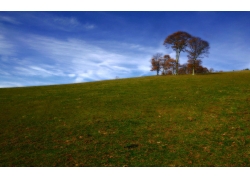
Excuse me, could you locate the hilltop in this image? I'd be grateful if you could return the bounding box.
[0,71,250,166]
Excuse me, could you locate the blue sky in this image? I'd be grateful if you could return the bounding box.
[0,11,250,88]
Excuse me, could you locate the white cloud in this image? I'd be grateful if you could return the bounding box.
[0,81,23,88]
[14,13,96,32]
[14,34,161,84]
[68,74,76,77]
[75,76,84,83]
[0,35,16,55]
[0,20,167,87]
[0,69,10,76]
[83,23,96,30]
[0,16,20,25]
[14,64,66,77]
[53,17,80,26]
[49,16,96,31]
[203,39,250,71]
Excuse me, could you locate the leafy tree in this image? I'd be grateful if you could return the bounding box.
[179,63,188,74]
[163,31,192,75]
[161,54,170,75]
[187,59,208,74]
[186,37,210,75]
[150,53,163,75]
[209,68,214,73]
[202,67,209,73]
[165,57,176,75]
[187,59,202,74]
[150,54,178,76]
[166,70,172,75]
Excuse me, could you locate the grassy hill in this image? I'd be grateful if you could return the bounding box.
[1,71,250,166]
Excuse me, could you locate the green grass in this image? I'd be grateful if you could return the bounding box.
[1,71,250,166]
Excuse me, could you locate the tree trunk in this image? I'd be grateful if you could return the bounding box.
[157,61,160,75]
[176,51,180,75]
[192,59,196,75]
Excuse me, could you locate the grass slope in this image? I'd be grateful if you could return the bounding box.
[1,71,250,166]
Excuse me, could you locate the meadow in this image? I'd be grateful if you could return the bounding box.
[0,71,250,166]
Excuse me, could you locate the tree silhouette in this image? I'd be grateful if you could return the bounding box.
[186,37,210,75]
[163,31,192,75]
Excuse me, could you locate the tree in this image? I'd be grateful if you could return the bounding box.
[163,31,192,75]
[165,58,176,74]
[186,59,208,74]
[187,59,202,74]
[179,63,188,74]
[209,68,214,73]
[161,54,170,75]
[150,54,177,76]
[150,53,163,75]
[186,37,210,75]
[202,67,209,73]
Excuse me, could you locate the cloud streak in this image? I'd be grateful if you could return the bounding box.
[5,34,158,86]
[51,16,96,31]
[0,16,20,25]
[0,35,16,56]
[1,12,250,88]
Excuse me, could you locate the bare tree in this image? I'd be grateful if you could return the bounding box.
[186,37,210,75]
[163,31,192,75]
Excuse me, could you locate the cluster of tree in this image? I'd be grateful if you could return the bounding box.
[150,53,210,75]
[151,31,210,75]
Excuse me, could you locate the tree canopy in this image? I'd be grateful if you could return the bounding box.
[150,53,163,76]
[186,37,210,75]
[163,31,192,75]
[151,31,211,76]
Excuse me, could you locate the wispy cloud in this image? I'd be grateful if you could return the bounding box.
[204,36,250,71]
[3,12,248,88]
[40,15,96,32]
[0,16,20,25]
[17,34,157,83]
[14,65,66,77]
[0,81,23,88]
[53,17,80,26]
[52,16,95,30]
[83,23,96,30]
[6,12,97,33]
[0,69,11,76]
[0,35,16,55]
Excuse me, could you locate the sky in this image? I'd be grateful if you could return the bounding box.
[1,11,250,88]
